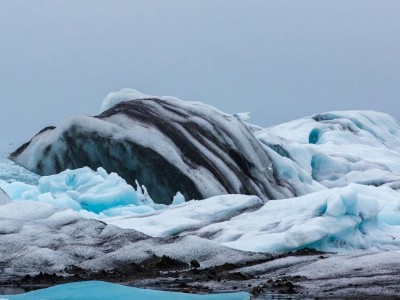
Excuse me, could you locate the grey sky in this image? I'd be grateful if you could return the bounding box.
[1,0,399,150]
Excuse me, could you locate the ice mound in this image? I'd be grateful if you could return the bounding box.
[11,92,295,204]
[197,184,400,253]
[0,167,165,215]
[3,281,250,300]
[257,111,400,190]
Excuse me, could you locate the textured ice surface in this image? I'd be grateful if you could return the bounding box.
[105,194,262,237]
[0,167,160,215]
[0,199,264,279]
[4,164,400,253]
[256,110,400,190]
[2,280,249,300]
[0,157,39,185]
[11,92,296,204]
[197,184,400,252]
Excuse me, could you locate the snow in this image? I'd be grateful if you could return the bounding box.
[2,281,249,300]
[99,88,152,113]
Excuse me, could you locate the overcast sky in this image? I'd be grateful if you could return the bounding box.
[1,0,399,150]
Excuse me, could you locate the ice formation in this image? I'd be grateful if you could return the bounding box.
[256,110,400,190]
[0,167,159,215]
[3,90,400,256]
[10,94,296,204]
[197,184,400,252]
[3,281,249,300]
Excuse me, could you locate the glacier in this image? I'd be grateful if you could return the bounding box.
[2,89,400,297]
[2,107,400,253]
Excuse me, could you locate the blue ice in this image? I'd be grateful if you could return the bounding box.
[2,281,249,300]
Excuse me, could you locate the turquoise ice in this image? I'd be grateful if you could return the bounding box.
[2,281,249,300]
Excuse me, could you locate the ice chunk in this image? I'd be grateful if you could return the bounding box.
[171,191,185,205]
[0,167,159,215]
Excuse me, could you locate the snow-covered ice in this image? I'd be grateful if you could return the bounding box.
[256,110,400,190]
[99,88,153,113]
[105,194,262,237]
[197,184,400,252]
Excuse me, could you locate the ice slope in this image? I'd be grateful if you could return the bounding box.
[0,198,266,280]
[10,90,296,204]
[197,184,400,253]
[2,281,249,300]
[256,111,400,190]
[105,194,262,237]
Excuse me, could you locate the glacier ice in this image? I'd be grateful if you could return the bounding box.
[0,157,39,185]
[4,91,400,256]
[256,110,400,190]
[2,281,249,300]
[10,93,296,204]
[0,166,160,215]
[105,194,262,237]
[197,184,400,252]
[3,163,400,253]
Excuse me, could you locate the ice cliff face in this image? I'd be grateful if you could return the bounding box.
[10,95,296,204]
